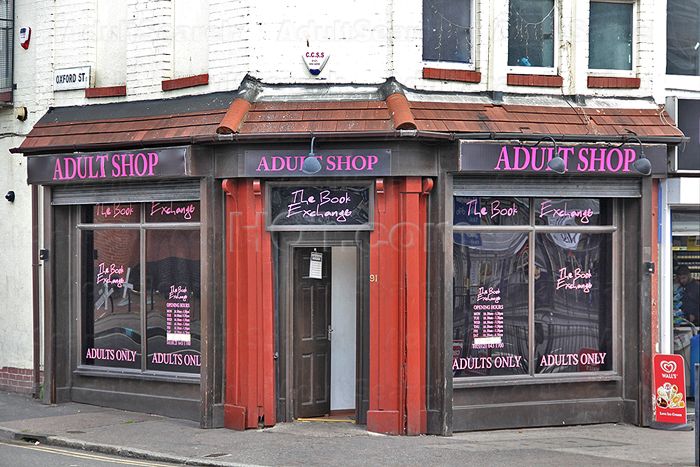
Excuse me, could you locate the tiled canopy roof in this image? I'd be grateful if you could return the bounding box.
[13,89,683,154]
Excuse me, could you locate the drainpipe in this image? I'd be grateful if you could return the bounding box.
[31,184,40,398]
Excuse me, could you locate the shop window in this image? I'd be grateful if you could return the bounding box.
[667,0,700,76]
[588,2,634,71]
[423,0,474,64]
[453,197,615,378]
[80,201,201,375]
[507,0,555,69]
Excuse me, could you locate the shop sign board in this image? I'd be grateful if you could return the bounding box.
[54,66,91,91]
[245,149,391,177]
[676,99,700,172]
[459,142,668,176]
[653,353,687,425]
[27,147,190,185]
[268,185,372,230]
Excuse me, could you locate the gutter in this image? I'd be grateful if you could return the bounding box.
[11,130,687,156]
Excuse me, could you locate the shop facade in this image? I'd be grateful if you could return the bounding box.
[18,87,686,435]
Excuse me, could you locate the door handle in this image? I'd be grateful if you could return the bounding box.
[327,325,333,341]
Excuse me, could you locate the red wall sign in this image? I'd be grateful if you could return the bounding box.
[653,354,687,425]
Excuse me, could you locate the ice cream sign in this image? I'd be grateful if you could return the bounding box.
[653,354,687,425]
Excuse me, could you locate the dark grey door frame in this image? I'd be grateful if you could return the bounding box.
[276,231,370,424]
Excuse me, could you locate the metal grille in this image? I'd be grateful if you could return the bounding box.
[52,180,201,205]
[0,1,12,91]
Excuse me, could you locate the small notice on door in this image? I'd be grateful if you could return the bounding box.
[309,252,323,279]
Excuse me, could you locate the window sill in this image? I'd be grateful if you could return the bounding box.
[453,372,621,389]
[423,67,481,83]
[85,85,127,99]
[162,73,209,91]
[0,89,12,104]
[75,365,200,384]
[588,76,640,89]
[507,73,563,87]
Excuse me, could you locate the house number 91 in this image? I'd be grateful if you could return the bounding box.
[369,274,378,283]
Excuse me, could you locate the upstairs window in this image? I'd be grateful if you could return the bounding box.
[0,0,13,95]
[589,2,634,71]
[667,0,700,76]
[508,0,555,68]
[423,0,473,64]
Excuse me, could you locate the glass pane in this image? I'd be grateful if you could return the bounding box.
[534,198,610,226]
[146,201,200,223]
[508,0,555,67]
[423,0,472,63]
[667,0,700,76]
[534,233,613,374]
[453,232,529,377]
[454,197,530,227]
[82,229,142,369]
[589,2,633,70]
[146,230,201,374]
[85,203,141,224]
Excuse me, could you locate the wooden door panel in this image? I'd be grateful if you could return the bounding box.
[294,248,331,418]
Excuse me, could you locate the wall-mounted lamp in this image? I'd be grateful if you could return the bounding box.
[302,136,322,175]
[627,135,652,176]
[5,191,15,202]
[535,136,565,174]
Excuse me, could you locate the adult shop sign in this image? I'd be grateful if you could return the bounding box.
[245,149,391,177]
[459,142,668,176]
[27,147,190,185]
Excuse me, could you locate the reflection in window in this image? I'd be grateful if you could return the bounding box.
[534,233,613,373]
[589,2,633,71]
[453,232,529,377]
[423,0,472,63]
[82,229,142,369]
[146,230,201,374]
[667,0,700,76]
[454,197,530,227]
[508,0,555,68]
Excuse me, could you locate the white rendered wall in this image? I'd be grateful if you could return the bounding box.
[95,0,127,87]
[330,247,356,411]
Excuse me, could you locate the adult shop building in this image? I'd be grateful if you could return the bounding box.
[17,80,685,435]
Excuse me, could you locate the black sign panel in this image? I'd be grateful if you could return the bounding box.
[459,142,668,176]
[269,185,372,230]
[677,99,700,172]
[245,149,391,177]
[27,147,189,185]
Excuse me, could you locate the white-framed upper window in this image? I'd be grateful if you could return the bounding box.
[667,0,700,77]
[588,1,635,73]
[0,0,13,94]
[507,0,557,74]
[422,0,474,65]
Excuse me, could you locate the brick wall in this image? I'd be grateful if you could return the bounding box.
[0,367,41,395]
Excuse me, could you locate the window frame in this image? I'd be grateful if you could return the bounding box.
[587,0,637,78]
[421,0,477,70]
[506,0,559,76]
[0,0,13,97]
[451,196,621,387]
[76,201,202,379]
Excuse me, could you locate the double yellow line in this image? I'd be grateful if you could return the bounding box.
[0,439,175,466]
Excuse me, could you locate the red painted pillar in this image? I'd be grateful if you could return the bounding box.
[222,179,275,430]
[367,177,428,435]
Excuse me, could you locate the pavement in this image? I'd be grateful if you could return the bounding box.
[0,391,697,467]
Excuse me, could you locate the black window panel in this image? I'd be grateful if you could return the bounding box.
[667,0,700,76]
[453,232,529,377]
[534,233,613,374]
[534,198,610,226]
[454,197,530,227]
[589,2,633,70]
[423,0,472,63]
[508,0,555,67]
[82,229,142,370]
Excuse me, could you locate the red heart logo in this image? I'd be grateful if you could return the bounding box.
[660,361,677,373]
